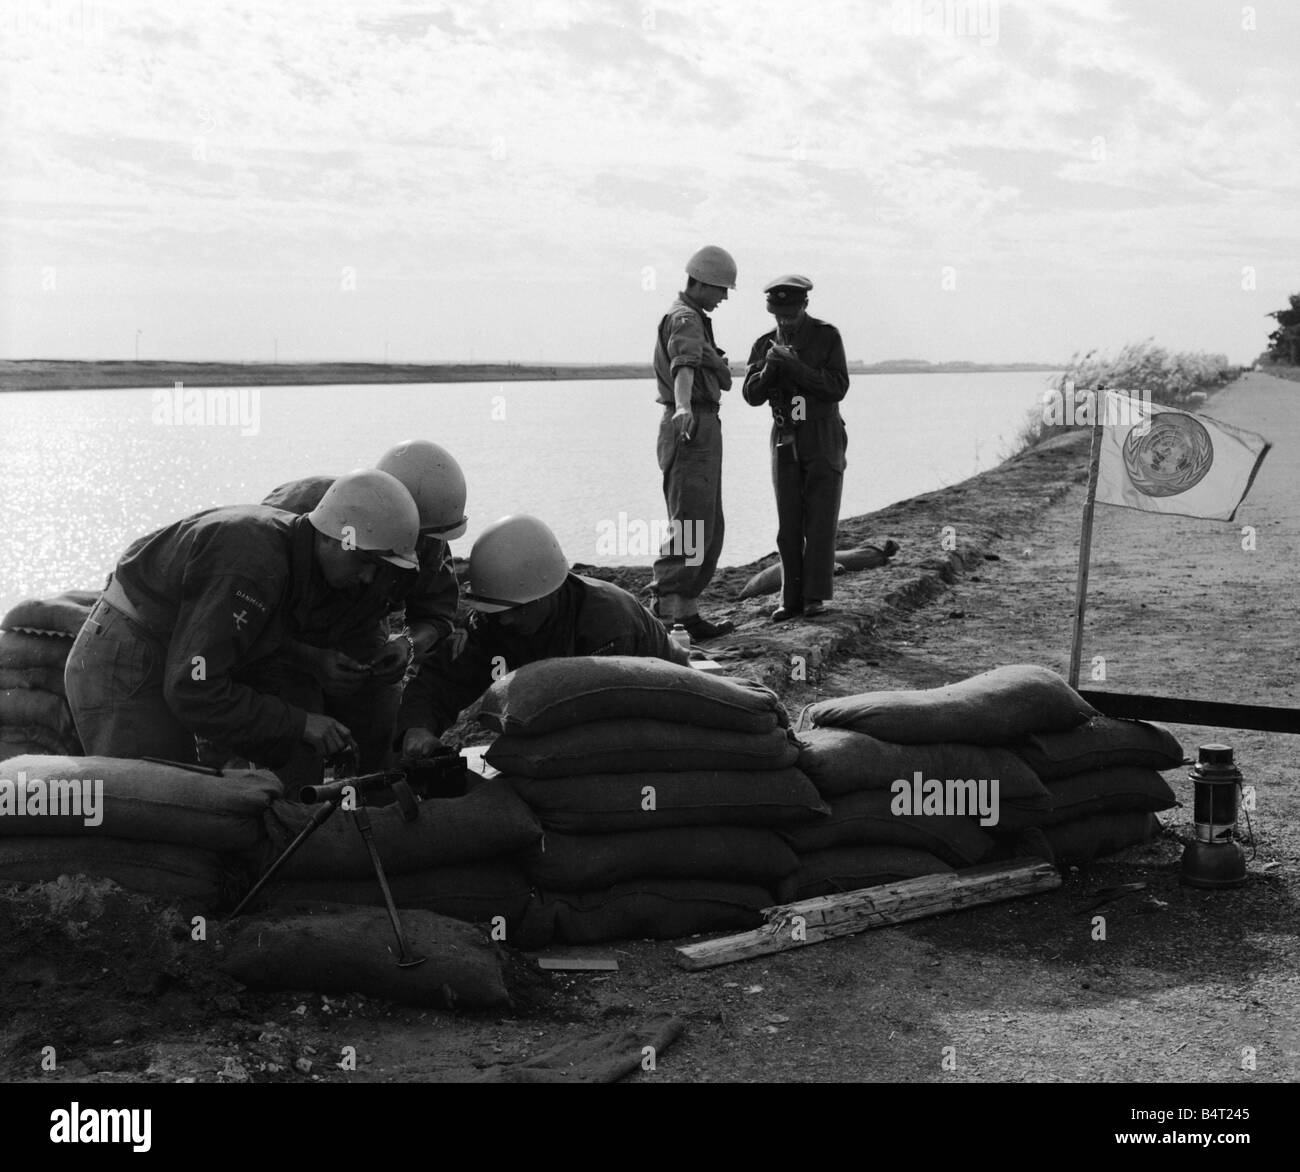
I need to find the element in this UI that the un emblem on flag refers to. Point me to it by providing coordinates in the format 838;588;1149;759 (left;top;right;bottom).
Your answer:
1122;413;1215;497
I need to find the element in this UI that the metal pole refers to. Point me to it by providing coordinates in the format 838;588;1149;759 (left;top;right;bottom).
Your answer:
1069;387;1106;689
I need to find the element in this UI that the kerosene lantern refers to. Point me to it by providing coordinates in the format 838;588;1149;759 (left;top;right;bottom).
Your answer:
1180;744;1247;889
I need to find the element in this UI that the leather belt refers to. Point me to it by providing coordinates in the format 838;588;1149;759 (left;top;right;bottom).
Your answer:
661;400;720;414
101;576;148;627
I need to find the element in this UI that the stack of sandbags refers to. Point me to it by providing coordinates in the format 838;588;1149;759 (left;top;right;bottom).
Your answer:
0;753;281;902
1002;715;1185;864
796;666;1180;873
258;777;542;928
478;657;828;947
0;590;98;759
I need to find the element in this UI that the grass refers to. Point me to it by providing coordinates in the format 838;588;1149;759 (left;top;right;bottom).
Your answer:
1006;341;1242;457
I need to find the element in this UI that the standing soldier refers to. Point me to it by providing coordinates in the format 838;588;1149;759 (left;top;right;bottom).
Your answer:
742;275;849;621
648;245;738;642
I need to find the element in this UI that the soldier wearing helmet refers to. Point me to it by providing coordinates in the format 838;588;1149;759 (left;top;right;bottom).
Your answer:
63;469;420;776
648;245;739;642
742;274;850;622
398;514;688;757
257;440;469;776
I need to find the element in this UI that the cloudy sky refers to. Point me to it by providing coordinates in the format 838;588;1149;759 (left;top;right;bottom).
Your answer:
3;0;1297;365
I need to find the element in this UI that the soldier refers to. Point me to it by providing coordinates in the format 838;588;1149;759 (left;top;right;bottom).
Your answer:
648;245;738;642
742;275;849;621
400;513;688;754
64;470;420;776
257;440;469;777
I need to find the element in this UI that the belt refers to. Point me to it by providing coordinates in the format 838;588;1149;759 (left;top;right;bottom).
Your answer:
101;576;148;627
661;400;720;414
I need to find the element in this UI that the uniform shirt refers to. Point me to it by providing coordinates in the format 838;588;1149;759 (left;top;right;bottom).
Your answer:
654;292;732;407
262;475;460;648
742;314;849;424
111;505;322;764
397;572;691;736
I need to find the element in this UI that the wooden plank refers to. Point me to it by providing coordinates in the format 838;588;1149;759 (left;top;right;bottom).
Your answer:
1080;690;1300;735
674;860;1060;971
534;957;619;972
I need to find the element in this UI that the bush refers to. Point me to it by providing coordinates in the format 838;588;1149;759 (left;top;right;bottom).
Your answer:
1010;341;1238;455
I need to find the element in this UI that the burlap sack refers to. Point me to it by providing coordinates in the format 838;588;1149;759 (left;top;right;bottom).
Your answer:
478;655;787;736
799;664;1097;744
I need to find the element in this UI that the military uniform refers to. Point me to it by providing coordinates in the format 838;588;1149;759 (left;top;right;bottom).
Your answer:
742;277;849;615
397;572;689;736
650;291;732;618
64;506;325;765
258;474;461;772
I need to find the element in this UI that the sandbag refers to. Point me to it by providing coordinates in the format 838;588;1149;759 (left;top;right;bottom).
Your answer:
780;788;997;867
0;687;77;741
0;724;79;756
262;777;541;879
0;754;281;850
799;664;1097;745
796;726;1051;804
514;879;772;949
520;825;800;891
1041;811;1163;866
0;631;74;671
993;766;1180;832
262;860;534;926
1012;716;1185;781
776;845;953;903
219;903;513;1008
506;768;829;834
487;720;800;779
739;542;899;598
0;666;68;696
477;655;788;736
0;835;230;902
1;592;98;638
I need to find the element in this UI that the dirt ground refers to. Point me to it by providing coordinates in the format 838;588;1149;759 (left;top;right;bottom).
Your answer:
2;371;1296;1095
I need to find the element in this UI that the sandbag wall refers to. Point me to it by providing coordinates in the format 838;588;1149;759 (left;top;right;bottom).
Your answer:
796;665;1184;873
0;591;98;758
475;657;829;949
0;754;282;901
257;778;541;927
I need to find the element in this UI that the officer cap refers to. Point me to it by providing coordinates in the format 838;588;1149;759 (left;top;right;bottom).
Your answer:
763;274;813;308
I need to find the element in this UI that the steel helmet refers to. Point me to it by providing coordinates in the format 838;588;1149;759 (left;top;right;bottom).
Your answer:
307;468;420;570
462;514;568;612
376;440;468;539
685;245;737;290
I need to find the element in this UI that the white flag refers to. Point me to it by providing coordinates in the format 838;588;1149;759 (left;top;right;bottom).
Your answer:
1094;392;1271;522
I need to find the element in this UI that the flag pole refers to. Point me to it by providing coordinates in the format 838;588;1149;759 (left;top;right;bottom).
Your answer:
1069;387;1106;689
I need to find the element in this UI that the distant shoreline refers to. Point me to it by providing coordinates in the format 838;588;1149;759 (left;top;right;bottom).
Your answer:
0;359;1065;393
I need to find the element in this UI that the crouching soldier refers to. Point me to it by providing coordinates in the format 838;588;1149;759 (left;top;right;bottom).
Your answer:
399;513;688;757
64;470;421;784
259;440;469;776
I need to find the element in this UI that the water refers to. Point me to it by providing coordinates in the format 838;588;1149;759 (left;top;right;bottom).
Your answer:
0;371;1052;615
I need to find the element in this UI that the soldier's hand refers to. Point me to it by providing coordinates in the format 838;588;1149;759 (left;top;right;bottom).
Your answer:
402;727;441;761
313;649;371;696
368;636;412;685
673;406;695;443
301;713;354;757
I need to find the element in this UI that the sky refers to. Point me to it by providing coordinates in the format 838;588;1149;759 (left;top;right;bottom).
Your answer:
2;0;1297;365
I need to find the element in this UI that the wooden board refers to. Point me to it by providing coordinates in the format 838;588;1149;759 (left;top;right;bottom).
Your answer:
534;957;620;972
1080;690;1300;735
674;859;1061;970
